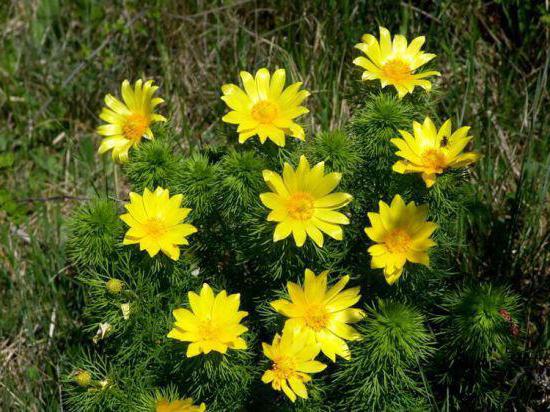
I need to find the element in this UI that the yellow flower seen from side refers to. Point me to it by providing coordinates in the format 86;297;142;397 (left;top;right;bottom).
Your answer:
120;187;197;261
353;26;440;98
97;79;166;163
364;195;437;285
271;269;365;362
262;326;326;402
391;117;481;187
167;283;248;357
156;398;206;412
221;68;310;146
260;155;353;247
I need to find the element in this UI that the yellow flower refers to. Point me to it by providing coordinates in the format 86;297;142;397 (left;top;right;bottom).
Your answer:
261;326;326;402
391;117;481;187
271;269;365;362
353;27;440;98
260;155;353;247
156;398;206;412
97;79;166;162
364;195;437;284
167;283;248;357
120;187;197;260
221;68;310;146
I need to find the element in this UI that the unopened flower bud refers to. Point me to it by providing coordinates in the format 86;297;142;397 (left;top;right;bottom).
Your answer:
105;278;124;294
121;303;131;320
74;370;92;387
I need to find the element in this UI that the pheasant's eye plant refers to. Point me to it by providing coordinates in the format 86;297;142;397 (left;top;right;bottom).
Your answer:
64;26;523;411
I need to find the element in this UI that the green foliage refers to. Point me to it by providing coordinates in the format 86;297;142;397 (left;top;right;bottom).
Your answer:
124;137;180;193
432;284;522;409
62;67;530;410
170;349;259;411
218;149;266;219
305;130;362;174
332;300;434;411
63;350;131;412
67;199;124;267
173;152;220;219
348;92;418;164
437;283;521;361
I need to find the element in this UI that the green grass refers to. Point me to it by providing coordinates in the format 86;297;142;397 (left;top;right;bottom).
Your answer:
0;0;548;409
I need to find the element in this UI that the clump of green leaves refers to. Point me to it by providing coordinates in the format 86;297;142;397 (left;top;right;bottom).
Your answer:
332;300;434;411
437;283;521;361
218;150;266;218
348;92;418;163
305;130;362;173
66;199;123;267
174;153;220;218
124;139;180;193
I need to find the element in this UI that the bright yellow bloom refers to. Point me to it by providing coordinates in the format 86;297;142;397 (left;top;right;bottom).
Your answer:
364;195;437;284
261;326;326;402
156;398;206;412
271;269;365;362
167;283;248;357
120;187;197;260
391;117;481;187
353;27;440;98
221;68;310;146
260;155;353;247
97;79;166;162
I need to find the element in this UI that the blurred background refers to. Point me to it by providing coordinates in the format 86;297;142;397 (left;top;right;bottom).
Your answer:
0;0;548;410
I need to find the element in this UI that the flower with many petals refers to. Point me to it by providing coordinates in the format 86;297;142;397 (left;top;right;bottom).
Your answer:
221;68;310;146
271;269;365;361
156;397;206;412
260;155;353;247
364;195;437;284
120;187;197;260
167;283;248;357
353;27;440;98
97;79;166;162
262;326;326;402
391;117;480;187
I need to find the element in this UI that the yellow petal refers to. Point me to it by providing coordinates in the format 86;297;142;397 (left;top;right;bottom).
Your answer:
314;193;352;209
273;221;292;242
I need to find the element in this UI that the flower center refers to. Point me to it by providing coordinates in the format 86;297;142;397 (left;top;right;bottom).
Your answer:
422;149;447;172
198;320;220;341
384;229;412;254
251;100;278;124
272;355;297;380
381;59;412;84
123;113;149;141
303;304;329;331
287;192;315;221
143;218;168;240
